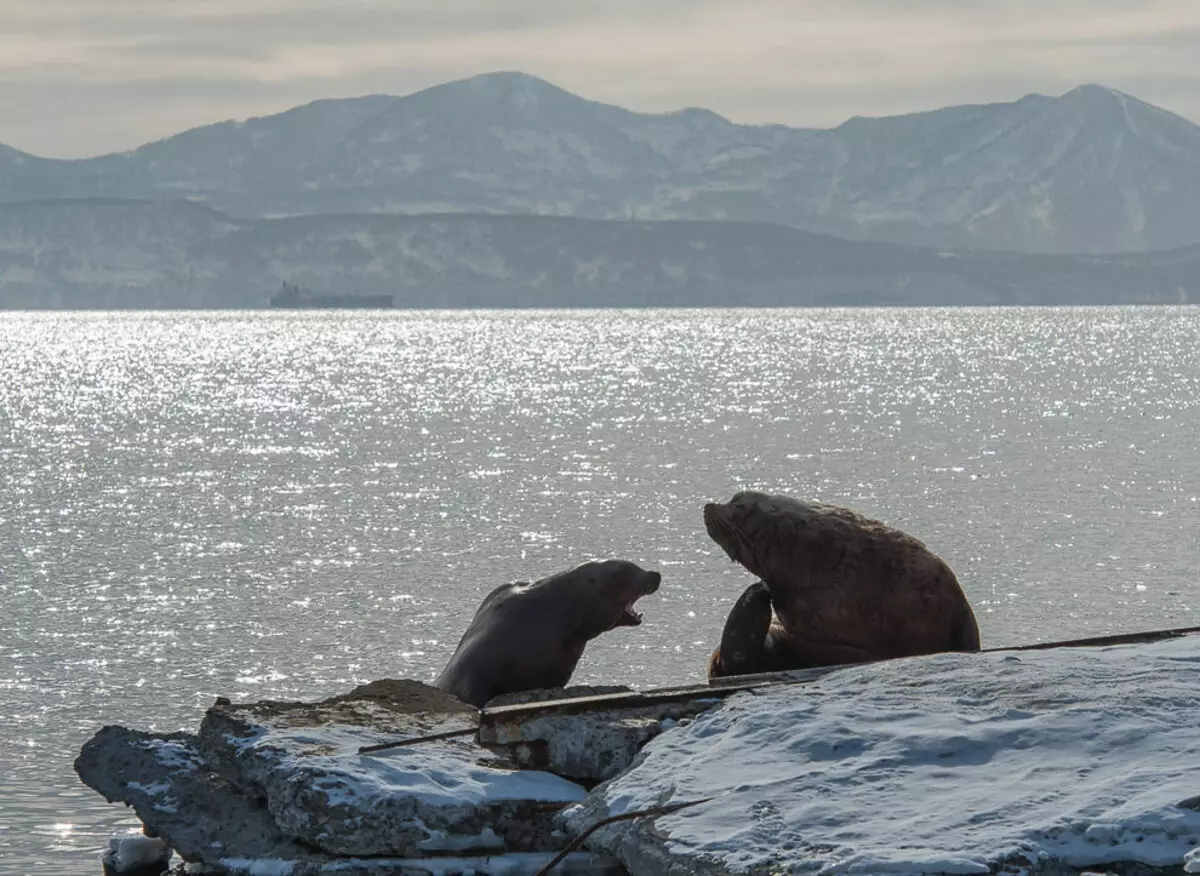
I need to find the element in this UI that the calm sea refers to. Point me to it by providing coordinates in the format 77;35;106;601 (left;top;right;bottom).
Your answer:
2;307;1198;874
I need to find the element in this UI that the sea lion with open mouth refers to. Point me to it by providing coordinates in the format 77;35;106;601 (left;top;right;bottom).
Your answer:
434;559;662;708
704;491;979;678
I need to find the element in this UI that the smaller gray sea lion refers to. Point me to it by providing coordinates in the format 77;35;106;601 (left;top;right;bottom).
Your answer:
434;559;662;708
704;491;980;678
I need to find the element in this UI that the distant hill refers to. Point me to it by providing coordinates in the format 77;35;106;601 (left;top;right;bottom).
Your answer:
2;73;1200;255
1;198;1195;309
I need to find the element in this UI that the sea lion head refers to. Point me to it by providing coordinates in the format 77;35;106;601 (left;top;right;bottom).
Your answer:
704;490;833;583
513;558;662;642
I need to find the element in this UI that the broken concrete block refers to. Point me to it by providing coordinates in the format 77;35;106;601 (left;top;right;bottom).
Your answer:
478;685;726;783
74;726;330;870
101;828;171;874
194;851;623;875
196;679;591;858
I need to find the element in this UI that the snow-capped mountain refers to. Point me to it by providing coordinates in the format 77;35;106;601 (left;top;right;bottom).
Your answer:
3;73;1199;254
1;198;1195;309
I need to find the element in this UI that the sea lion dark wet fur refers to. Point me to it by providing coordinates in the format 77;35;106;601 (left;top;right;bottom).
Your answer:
704;491;980;678
434;559;662;708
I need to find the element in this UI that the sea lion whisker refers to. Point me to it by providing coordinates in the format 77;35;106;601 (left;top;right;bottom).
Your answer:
718;514;773;583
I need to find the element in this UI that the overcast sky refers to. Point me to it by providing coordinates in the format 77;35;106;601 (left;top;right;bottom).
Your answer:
3;0;1199;158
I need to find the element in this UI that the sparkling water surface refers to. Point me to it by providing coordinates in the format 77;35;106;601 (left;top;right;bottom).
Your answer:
1;307;1198;874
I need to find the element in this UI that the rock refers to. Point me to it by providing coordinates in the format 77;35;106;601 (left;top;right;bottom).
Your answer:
76;680;626;874
486;685;637;708
195;679;590;858
168;851;622;875
565;636;1200;875
485;711;664;783
75;726;328;869
479;686;720;784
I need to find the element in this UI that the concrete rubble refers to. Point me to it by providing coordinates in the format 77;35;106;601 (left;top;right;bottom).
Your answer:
479;684;726;784
77;679;637;875
76;637;1200;876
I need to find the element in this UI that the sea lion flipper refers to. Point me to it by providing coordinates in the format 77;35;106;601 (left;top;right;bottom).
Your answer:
767;636;877;668
953;603;982;652
711;581;774;678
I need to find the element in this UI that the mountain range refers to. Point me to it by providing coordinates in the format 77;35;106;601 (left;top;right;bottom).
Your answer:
3;71;1200;308
4;72;1200;256
1;198;1194;310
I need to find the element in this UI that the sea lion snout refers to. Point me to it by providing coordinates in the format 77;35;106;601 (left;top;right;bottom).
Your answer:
614;567;661;627
703;501;745;563
702;502;725;540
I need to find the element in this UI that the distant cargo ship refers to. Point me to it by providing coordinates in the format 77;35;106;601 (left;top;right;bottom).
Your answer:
268;281;394;309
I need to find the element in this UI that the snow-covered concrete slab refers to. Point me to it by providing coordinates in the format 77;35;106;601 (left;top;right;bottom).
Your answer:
75;727;329;869
197;679;589;858
566;635;1200;876
77;680;620;873
208;851;621;875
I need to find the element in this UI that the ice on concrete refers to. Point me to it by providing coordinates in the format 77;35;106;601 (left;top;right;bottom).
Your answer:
102;829;172;872
567;635;1200;875
312;851;620;874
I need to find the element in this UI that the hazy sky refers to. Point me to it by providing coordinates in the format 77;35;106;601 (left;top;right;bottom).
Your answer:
3;0;1199;158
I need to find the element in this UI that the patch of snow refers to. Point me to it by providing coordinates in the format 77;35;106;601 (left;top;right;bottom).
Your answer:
101;830;172;873
126;780;173;797
316;852;606;874
418;826;505;852
218;859;295;876
125;780;179;813
572;635;1200;874
230;719;587;810
1185;845;1200;873
330;744;587;810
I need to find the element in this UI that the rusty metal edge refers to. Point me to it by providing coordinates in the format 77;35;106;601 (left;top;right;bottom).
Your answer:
478;683;746;726
983;625;1200;653
476;625;1200;726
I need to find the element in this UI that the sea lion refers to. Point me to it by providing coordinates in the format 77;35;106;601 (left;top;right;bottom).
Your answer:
434;559;662;708
704;491;980;678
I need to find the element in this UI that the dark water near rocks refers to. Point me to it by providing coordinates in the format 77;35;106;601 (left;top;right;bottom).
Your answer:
2;306;1198;874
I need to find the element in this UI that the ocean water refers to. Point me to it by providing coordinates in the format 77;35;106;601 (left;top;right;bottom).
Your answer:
1;306;1198;874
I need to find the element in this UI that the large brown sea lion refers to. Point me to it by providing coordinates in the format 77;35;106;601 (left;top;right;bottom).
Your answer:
704;491;980;679
434;559;662;708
